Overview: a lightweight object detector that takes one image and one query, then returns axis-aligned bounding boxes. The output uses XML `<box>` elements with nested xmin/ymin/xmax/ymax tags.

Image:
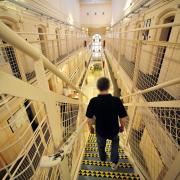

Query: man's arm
<box><xmin>87</xmin><ymin>118</ymin><xmax>95</xmax><ymax>134</ymax></box>
<box><xmin>86</xmin><ymin>99</ymin><xmax>95</xmax><ymax>134</ymax></box>
<box><xmin>119</xmin><ymin>116</ymin><xmax>128</xmax><ymax>132</ymax></box>
<box><xmin>116</xmin><ymin>98</ymin><xmax>128</xmax><ymax>133</ymax></box>
<box><xmin>120</xmin><ymin>116</ymin><xmax>128</xmax><ymax>127</ymax></box>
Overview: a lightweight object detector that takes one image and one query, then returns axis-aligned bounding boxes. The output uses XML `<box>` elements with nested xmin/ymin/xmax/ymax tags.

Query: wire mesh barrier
<box><xmin>35</xmin><ymin>128</ymin><xmax>88</xmax><ymax>180</ymax></box>
<box><xmin>127</xmin><ymin>105</ymin><xmax>180</xmax><ymax>180</ymax></box>
<box><xmin>118</xmin><ymin>39</ymin><xmax>138</xmax><ymax>80</ymax></box>
<box><xmin>0</xmin><ymin>91</ymin><xmax>88</xmax><ymax>179</ymax></box>
<box><xmin>0</xmin><ymin>11</ymin><xmax>180</xmax><ymax>179</ymax></box>
<box><xmin>0</xmin><ymin>94</ymin><xmax>51</xmax><ymax>179</ymax></box>
<box><xmin>105</xmin><ymin>21</ymin><xmax>180</xmax><ymax>180</ymax></box>
<box><xmin>69</xmin><ymin>67</ymin><xmax>81</xmax><ymax>83</ymax></box>
<box><xmin>106</xmin><ymin>25</ymin><xmax>180</xmax><ymax>101</ymax></box>
<box><xmin>58</xmin><ymin>102</ymin><xmax>80</xmax><ymax>141</ymax></box>
<box><xmin>21</xmin><ymin>33</ymin><xmax>84</xmax><ymax>64</ymax></box>
<box><xmin>0</xmin><ymin>43</ymin><xmax>22</xmax><ymax>79</ymax></box>
<box><xmin>135</xmin><ymin>43</ymin><xmax>180</xmax><ymax>102</ymax></box>
<box><xmin>0</xmin><ymin>21</ymin><xmax>89</xmax><ymax>180</ymax></box>
<box><xmin>119</xmin><ymin>55</ymin><xmax>135</xmax><ymax>80</ymax></box>
<box><xmin>36</xmin><ymin>164</ymin><xmax>62</xmax><ymax>180</ymax></box>
<box><xmin>0</xmin><ymin>30</ymin><xmax>87</xmax><ymax>84</ymax></box>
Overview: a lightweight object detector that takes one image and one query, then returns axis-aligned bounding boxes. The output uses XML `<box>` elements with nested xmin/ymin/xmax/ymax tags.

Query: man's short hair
<box><xmin>97</xmin><ymin>77</ymin><xmax>110</xmax><ymax>91</ymax></box>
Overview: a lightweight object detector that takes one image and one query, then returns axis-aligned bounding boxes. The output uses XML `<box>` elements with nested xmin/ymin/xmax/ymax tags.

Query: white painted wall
<box><xmin>80</xmin><ymin>0</ymin><xmax>135</xmax><ymax>28</ymax></box>
<box><xmin>24</xmin><ymin>0</ymin><xmax>81</xmax><ymax>25</ymax></box>
<box><xmin>80</xmin><ymin>3</ymin><xmax>112</xmax><ymax>28</ymax></box>
<box><xmin>111</xmin><ymin>0</ymin><xmax>134</xmax><ymax>25</ymax></box>
<box><xmin>34</xmin><ymin>0</ymin><xmax>134</xmax><ymax>28</ymax></box>
<box><xmin>57</xmin><ymin>0</ymin><xmax>81</xmax><ymax>25</ymax></box>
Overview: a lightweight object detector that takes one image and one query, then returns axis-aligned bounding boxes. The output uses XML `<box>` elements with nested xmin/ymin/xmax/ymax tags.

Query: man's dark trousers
<box><xmin>96</xmin><ymin>133</ymin><xmax>119</xmax><ymax>163</ymax></box>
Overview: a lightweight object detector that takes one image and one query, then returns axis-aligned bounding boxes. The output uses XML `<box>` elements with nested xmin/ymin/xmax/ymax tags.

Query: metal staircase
<box><xmin>0</xmin><ymin>19</ymin><xmax>180</xmax><ymax>180</ymax></box>
<box><xmin>78</xmin><ymin>134</ymin><xmax>140</xmax><ymax>180</ymax></box>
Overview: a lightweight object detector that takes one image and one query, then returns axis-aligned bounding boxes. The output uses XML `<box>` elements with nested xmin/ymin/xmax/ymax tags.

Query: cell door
<box><xmin>153</xmin><ymin>16</ymin><xmax>174</xmax><ymax>78</ymax></box>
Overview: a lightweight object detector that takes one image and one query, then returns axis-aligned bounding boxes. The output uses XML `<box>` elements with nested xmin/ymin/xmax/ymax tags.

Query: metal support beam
<box><xmin>163</xmin><ymin>152</ymin><xmax>180</xmax><ymax>180</ymax></box>
<box><xmin>0</xmin><ymin>21</ymin><xmax>87</xmax><ymax>97</ymax></box>
<box><xmin>121</xmin><ymin>77</ymin><xmax>180</xmax><ymax>100</ymax></box>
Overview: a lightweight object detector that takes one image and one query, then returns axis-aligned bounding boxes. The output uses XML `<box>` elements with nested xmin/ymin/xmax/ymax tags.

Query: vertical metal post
<box><xmin>163</xmin><ymin>151</ymin><xmax>180</xmax><ymax>180</ymax></box>
<box><xmin>77</xmin><ymin>94</ymin><xmax>84</xmax><ymax>127</ymax></box>
<box><xmin>111</xmin><ymin>29</ymin><xmax>113</xmax><ymax>55</ymax></box>
<box><xmin>34</xmin><ymin>59</ymin><xmax>63</xmax><ymax>148</ymax></box>
<box><xmin>52</xmin><ymin>40</ymin><xmax>56</xmax><ymax>64</ymax></box>
<box><xmin>59</xmin><ymin>156</ymin><xmax>71</xmax><ymax>180</ymax></box>
<box><xmin>117</xmin><ymin>25</ymin><xmax>122</xmax><ymax>64</ymax></box>
<box><xmin>125</xmin><ymin>103</ymin><xmax>137</xmax><ymax>147</ymax></box>
<box><xmin>65</xmin><ymin>26</ymin><xmax>69</xmax><ymax>56</ymax></box>
<box><xmin>15</xmin><ymin>50</ymin><xmax>27</xmax><ymax>81</ymax></box>
<box><xmin>132</xmin><ymin>41</ymin><xmax>142</xmax><ymax>92</ymax></box>
<box><xmin>75</xmin><ymin>31</ymin><xmax>78</xmax><ymax>50</ymax></box>
<box><xmin>59</xmin><ymin>24</ymin><xmax>62</xmax><ymax>58</ymax></box>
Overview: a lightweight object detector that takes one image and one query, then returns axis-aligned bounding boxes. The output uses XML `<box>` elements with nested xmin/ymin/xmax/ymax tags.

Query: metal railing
<box><xmin>0</xmin><ymin>21</ymin><xmax>90</xmax><ymax>180</ymax></box>
<box><xmin>105</xmin><ymin>17</ymin><xmax>180</xmax><ymax>180</ymax></box>
<box><xmin>0</xmin><ymin>30</ymin><xmax>87</xmax><ymax>80</ymax></box>
<box><xmin>0</xmin><ymin>5</ymin><xmax>180</xmax><ymax>180</ymax></box>
<box><xmin>0</xmin><ymin>21</ymin><xmax>87</xmax><ymax>96</ymax></box>
<box><xmin>0</xmin><ymin>72</ymin><xmax>88</xmax><ymax>179</ymax></box>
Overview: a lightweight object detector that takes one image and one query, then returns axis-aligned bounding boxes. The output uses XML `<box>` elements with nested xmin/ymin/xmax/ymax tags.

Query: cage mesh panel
<box><xmin>129</xmin><ymin>106</ymin><xmax>179</xmax><ymax>180</ymax></box>
<box><xmin>58</xmin><ymin>102</ymin><xmax>79</xmax><ymax>141</ymax></box>
<box><xmin>0</xmin><ymin>95</ymin><xmax>51</xmax><ymax>179</ymax></box>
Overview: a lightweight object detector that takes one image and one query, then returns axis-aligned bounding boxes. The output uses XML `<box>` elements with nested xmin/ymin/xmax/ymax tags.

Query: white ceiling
<box><xmin>80</xmin><ymin>2</ymin><xmax>112</xmax><ymax>28</ymax></box>
<box><xmin>80</xmin><ymin>0</ymin><xmax>111</xmax><ymax>4</ymax></box>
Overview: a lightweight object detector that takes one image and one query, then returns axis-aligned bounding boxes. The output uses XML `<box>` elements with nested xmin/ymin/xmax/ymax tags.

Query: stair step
<box><xmin>86</xmin><ymin>143</ymin><xmax>113</xmax><ymax>148</ymax></box>
<box><xmin>78</xmin><ymin>134</ymin><xmax>139</xmax><ymax>180</ymax></box>
<box><xmin>87</xmin><ymin>140</ymin><xmax>112</xmax><ymax>144</ymax></box>
<box><xmin>82</xmin><ymin>160</ymin><xmax>133</xmax><ymax>168</ymax></box>
<box><xmin>79</xmin><ymin>169</ymin><xmax>140</xmax><ymax>179</ymax></box>
<box><xmin>85</xmin><ymin>147</ymin><xmax>124</xmax><ymax>153</ymax></box>
<box><xmin>89</xmin><ymin>134</ymin><xmax>96</xmax><ymax>136</ymax></box>
<box><xmin>80</xmin><ymin>165</ymin><xmax>134</xmax><ymax>174</ymax></box>
<box><xmin>84</xmin><ymin>153</ymin><xmax>128</xmax><ymax>159</ymax></box>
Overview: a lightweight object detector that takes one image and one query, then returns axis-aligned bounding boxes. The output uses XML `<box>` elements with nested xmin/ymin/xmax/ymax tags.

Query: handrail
<box><xmin>108</xmin><ymin>22</ymin><xmax>180</xmax><ymax>34</ymax></box>
<box><xmin>40</xmin><ymin>119</ymin><xmax>87</xmax><ymax>167</ymax></box>
<box><xmin>109</xmin><ymin>38</ymin><xmax>180</xmax><ymax>47</ymax></box>
<box><xmin>120</xmin><ymin>77</ymin><xmax>180</xmax><ymax>99</ymax></box>
<box><xmin>105</xmin><ymin>49</ymin><xmax>180</xmax><ymax>100</ymax></box>
<box><xmin>0</xmin><ymin>71</ymin><xmax>80</xmax><ymax>105</ymax></box>
<box><xmin>124</xmin><ymin>100</ymin><xmax>180</xmax><ymax>108</ymax></box>
<box><xmin>17</xmin><ymin>32</ymin><xmax>80</xmax><ymax>36</ymax></box>
<box><xmin>0</xmin><ymin>21</ymin><xmax>87</xmax><ymax>97</ymax></box>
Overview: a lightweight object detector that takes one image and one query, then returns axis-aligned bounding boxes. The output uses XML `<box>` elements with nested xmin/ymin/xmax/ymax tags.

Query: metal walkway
<box><xmin>78</xmin><ymin>134</ymin><xmax>140</xmax><ymax>180</ymax></box>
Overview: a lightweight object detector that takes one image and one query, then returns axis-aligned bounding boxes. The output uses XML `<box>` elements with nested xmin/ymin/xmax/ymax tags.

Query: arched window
<box><xmin>155</xmin><ymin>9</ymin><xmax>176</xmax><ymax>41</ymax></box>
<box><xmin>160</xmin><ymin>15</ymin><xmax>174</xmax><ymax>41</ymax></box>
<box><xmin>153</xmin><ymin>13</ymin><xmax>175</xmax><ymax>75</ymax></box>
<box><xmin>92</xmin><ymin>34</ymin><xmax>102</xmax><ymax>59</ymax></box>
<box><xmin>38</xmin><ymin>26</ymin><xmax>48</xmax><ymax>57</ymax></box>
<box><xmin>152</xmin><ymin>10</ymin><xmax>176</xmax><ymax>79</ymax></box>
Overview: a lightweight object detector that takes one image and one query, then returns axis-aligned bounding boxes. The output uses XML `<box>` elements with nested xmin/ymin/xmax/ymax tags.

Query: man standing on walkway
<box><xmin>86</xmin><ymin>77</ymin><xmax>128</xmax><ymax>170</ymax></box>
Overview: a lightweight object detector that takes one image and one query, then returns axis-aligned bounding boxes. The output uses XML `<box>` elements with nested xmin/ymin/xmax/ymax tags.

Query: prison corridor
<box><xmin>78</xmin><ymin>134</ymin><xmax>140</xmax><ymax>180</ymax></box>
<box><xmin>0</xmin><ymin>0</ymin><xmax>180</xmax><ymax>179</ymax></box>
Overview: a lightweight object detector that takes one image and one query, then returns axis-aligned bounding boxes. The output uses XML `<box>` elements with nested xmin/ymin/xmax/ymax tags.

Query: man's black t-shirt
<box><xmin>86</xmin><ymin>94</ymin><xmax>127</xmax><ymax>139</ymax></box>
